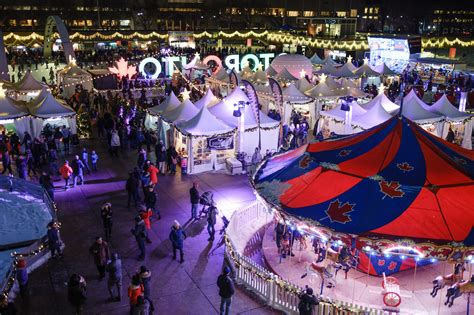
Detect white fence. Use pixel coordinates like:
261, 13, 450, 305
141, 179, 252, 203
225, 200, 390, 315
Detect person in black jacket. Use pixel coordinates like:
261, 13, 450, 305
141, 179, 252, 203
71, 155, 85, 187
217, 267, 235, 315
101, 203, 113, 241
207, 206, 218, 241
47, 221, 63, 258
126, 173, 139, 208
1, 151, 12, 174
190, 182, 200, 220
298, 287, 319, 315
131, 216, 147, 261
67, 274, 87, 315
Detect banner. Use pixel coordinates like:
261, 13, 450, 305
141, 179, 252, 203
229, 69, 238, 87
268, 78, 283, 114
207, 136, 234, 150
242, 80, 260, 126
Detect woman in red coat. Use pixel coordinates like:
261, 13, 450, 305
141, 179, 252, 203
147, 163, 159, 185
140, 208, 153, 243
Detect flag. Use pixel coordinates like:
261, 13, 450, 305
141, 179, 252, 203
242, 79, 261, 149
268, 78, 283, 116
229, 69, 238, 87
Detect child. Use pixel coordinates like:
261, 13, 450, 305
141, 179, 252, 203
91, 150, 99, 171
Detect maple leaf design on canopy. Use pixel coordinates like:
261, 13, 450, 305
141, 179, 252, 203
108, 57, 137, 79
325, 199, 355, 224
379, 180, 405, 199
397, 162, 414, 172
338, 149, 351, 157
299, 154, 313, 169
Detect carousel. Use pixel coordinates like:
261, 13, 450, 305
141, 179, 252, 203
252, 114, 474, 313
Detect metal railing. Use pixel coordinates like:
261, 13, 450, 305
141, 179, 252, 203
225, 200, 390, 315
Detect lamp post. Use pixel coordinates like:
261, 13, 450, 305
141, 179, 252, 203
340, 96, 354, 134
233, 101, 248, 155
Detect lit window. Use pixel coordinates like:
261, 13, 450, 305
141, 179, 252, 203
303, 11, 314, 17
77, 6, 84, 11
9, 19, 16, 26
120, 20, 130, 26
350, 9, 357, 17
369, 8, 373, 14
364, 8, 368, 13
374, 7, 379, 14
336, 11, 346, 17
287, 11, 299, 17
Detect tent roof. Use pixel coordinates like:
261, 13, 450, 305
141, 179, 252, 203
0, 94, 28, 120
254, 116, 474, 245
211, 67, 229, 81
148, 92, 180, 115
251, 69, 268, 84
339, 78, 358, 89
270, 54, 313, 79
240, 66, 254, 79
305, 81, 341, 98
352, 98, 395, 129
27, 88, 75, 118
161, 99, 199, 123
353, 63, 380, 77
309, 53, 324, 65
12, 71, 45, 91
429, 94, 471, 121
283, 84, 313, 103
317, 64, 339, 76
295, 77, 313, 92
323, 56, 338, 66
402, 90, 443, 124
194, 89, 219, 109
321, 102, 367, 119
176, 105, 234, 136
273, 67, 299, 82
374, 63, 397, 76
360, 93, 400, 114
333, 61, 357, 77
266, 65, 278, 76
58, 65, 91, 77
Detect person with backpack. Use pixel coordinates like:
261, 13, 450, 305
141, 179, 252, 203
169, 220, 186, 263
207, 206, 218, 241
217, 266, 235, 315
298, 287, 319, 315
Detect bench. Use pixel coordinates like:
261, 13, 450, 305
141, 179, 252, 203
382, 272, 401, 308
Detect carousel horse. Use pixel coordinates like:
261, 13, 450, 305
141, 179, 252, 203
294, 233, 308, 251
301, 261, 337, 288
333, 247, 359, 279
431, 262, 465, 297
445, 275, 474, 307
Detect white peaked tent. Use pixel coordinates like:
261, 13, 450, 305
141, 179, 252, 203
58, 64, 93, 98
322, 102, 367, 120
240, 66, 254, 79
323, 56, 338, 66
295, 77, 313, 93
325, 76, 340, 89
354, 63, 380, 77
12, 71, 44, 91
266, 65, 278, 77
270, 54, 313, 79
283, 84, 313, 103
428, 94, 472, 149
333, 61, 358, 77
352, 96, 397, 130
317, 64, 339, 76
148, 91, 180, 115
374, 63, 398, 76
360, 92, 400, 114
318, 102, 367, 135
305, 81, 341, 98
251, 69, 268, 84
309, 53, 324, 65
194, 89, 219, 109
402, 90, 444, 136
161, 99, 199, 123
339, 78, 359, 89
212, 67, 229, 81
273, 68, 299, 82
176, 105, 234, 137
209, 88, 279, 155
0, 93, 28, 121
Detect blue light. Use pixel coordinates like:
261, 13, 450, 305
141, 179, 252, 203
400, 255, 406, 260
430, 258, 437, 263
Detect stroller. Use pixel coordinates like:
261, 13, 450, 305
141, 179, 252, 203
199, 191, 215, 218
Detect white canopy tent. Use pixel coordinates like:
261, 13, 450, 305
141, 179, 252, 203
0, 86, 29, 136
352, 96, 397, 131
317, 64, 339, 76
374, 63, 398, 76
305, 81, 342, 98
148, 91, 180, 115
318, 102, 367, 135
273, 68, 299, 82
266, 65, 278, 77
9, 71, 45, 101
161, 99, 199, 123
323, 56, 338, 66
354, 63, 380, 77
360, 92, 400, 114
333, 61, 358, 78
283, 84, 314, 104
251, 69, 268, 84
270, 54, 313, 79
402, 90, 444, 136
240, 66, 254, 80
57, 64, 93, 98
309, 53, 324, 65
295, 77, 313, 93
194, 89, 219, 109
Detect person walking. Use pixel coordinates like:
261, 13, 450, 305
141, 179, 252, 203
16, 155, 27, 180
15, 259, 28, 298
131, 216, 147, 261
59, 160, 73, 189
138, 266, 151, 300
139, 207, 153, 244
48, 147, 58, 175
67, 274, 87, 315
189, 182, 200, 220
155, 140, 166, 174
127, 275, 144, 315
297, 287, 319, 315
251, 147, 262, 174
137, 148, 146, 170
169, 220, 186, 263
207, 205, 218, 241
106, 253, 122, 302
81, 148, 91, 174
89, 237, 110, 280
47, 221, 63, 258
144, 185, 158, 219
217, 267, 235, 315
61, 125, 71, 154
39, 171, 55, 201
101, 202, 113, 241
147, 162, 159, 185
90, 150, 99, 171
71, 155, 85, 187
133, 295, 150, 315
1, 151, 12, 174
126, 172, 140, 208
110, 129, 121, 157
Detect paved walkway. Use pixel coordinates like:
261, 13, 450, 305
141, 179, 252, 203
15, 137, 279, 315
262, 225, 472, 315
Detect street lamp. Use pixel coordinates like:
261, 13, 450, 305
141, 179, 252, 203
340, 96, 355, 134
233, 101, 249, 154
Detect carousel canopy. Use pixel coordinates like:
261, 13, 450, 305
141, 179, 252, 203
402, 90, 443, 124
0, 88, 28, 120
176, 104, 234, 137
374, 63, 398, 76
360, 93, 400, 115
27, 88, 75, 118
12, 71, 45, 91
270, 54, 313, 79
295, 77, 313, 93
161, 99, 199, 123
283, 84, 313, 103
309, 53, 324, 65
148, 91, 180, 115
354, 63, 380, 77
254, 116, 474, 245
194, 89, 219, 109
273, 68, 299, 82
428, 94, 471, 121
321, 102, 367, 120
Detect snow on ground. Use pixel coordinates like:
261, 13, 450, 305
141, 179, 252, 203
0, 189, 52, 246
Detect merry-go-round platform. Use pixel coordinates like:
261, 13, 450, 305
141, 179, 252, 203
261, 224, 472, 314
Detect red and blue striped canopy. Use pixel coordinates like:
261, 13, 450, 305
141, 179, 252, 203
254, 116, 474, 245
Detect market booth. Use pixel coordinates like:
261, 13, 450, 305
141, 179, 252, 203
145, 91, 181, 144
8, 71, 45, 101
57, 63, 93, 98
194, 88, 219, 109
269, 54, 314, 80
0, 84, 29, 135
402, 90, 444, 136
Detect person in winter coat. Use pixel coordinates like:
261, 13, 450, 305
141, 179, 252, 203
144, 185, 159, 219
133, 295, 150, 315
67, 274, 87, 315
169, 220, 186, 263
89, 237, 111, 280
48, 147, 58, 175
47, 221, 63, 258
81, 148, 91, 174
298, 287, 319, 315
39, 171, 55, 201
127, 275, 144, 315
207, 206, 218, 241
59, 161, 73, 189
190, 182, 200, 220
139, 208, 153, 244
217, 267, 235, 315
126, 172, 140, 207
15, 156, 27, 179
25, 150, 36, 177
106, 253, 122, 302
101, 203, 113, 240
155, 140, 166, 174
1, 151, 12, 174
147, 162, 159, 185
131, 216, 147, 261
137, 148, 146, 171
15, 259, 28, 298
70, 155, 85, 187
110, 130, 121, 157
138, 266, 151, 299
90, 150, 99, 171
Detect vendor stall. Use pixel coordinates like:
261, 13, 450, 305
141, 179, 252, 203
194, 88, 219, 109
0, 84, 29, 135
8, 71, 45, 101
57, 63, 93, 98
402, 90, 444, 136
